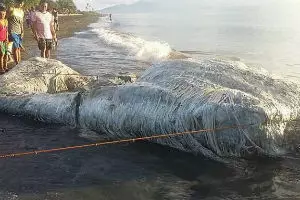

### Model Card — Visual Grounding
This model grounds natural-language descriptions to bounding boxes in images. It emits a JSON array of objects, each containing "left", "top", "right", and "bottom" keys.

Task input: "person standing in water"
[
  {"left": 31, "top": 0, "right": 57, "bottom": 58},
  {"left": 7, "top": 0, "right": 24, "bottom": 65}
]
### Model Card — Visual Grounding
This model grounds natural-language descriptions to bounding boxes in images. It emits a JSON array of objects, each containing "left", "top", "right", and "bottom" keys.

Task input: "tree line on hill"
[{"left": 3, "top": 0, "right": 78, "bottom": 13}]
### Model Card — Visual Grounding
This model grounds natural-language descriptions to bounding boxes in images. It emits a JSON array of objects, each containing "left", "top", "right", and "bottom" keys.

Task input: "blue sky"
[{"left": 73, "top": 0, "right": 140, "bottom": 10}]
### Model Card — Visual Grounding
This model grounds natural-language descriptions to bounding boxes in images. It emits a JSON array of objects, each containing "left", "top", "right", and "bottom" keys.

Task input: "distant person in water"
[
  {"left": 0, "top": 4, "right": 8, "bottom": 73},
  {"left": 31, "top": 0, "right": 57, "bottom": 58},
  {"left": 109, "top": 13, "right": 112, "bottom": 21},
  {"left": 7, "top": 0, "right": 24, "bottom": 65}
]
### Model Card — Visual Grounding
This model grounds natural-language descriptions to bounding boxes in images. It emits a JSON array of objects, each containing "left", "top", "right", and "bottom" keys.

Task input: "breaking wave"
[
  {"left": 88, "top": 16, "right": 188, "bottom": 62},
  {"left": 92, "top": 27, "right": 173, "bottom": 61}
]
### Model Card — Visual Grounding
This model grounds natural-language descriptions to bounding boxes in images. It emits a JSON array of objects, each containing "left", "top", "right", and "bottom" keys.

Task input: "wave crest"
[{"left": 92, "top": 27, "right": 173, "bottom": 61}]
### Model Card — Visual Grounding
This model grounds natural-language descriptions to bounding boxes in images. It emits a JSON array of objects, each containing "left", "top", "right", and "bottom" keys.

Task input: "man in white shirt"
[{"left": 31, "top": 0, "right": 57, "bottom": 58}]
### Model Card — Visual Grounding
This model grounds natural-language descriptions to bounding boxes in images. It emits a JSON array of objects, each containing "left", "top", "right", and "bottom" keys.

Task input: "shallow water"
[
  {"left": 56, "top": 29, "right": 149, "bottom": 81},
  {"left": 102, "top": 0, "right": 300, "bottom": 78},
  {"left": 1, "top": 112, "right": 300, "bottom": 199}
]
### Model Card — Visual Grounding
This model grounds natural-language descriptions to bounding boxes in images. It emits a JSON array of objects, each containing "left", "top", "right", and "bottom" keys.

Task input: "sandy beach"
[{"left": 22, "top": 12, "right": 100, "bottom": 61}]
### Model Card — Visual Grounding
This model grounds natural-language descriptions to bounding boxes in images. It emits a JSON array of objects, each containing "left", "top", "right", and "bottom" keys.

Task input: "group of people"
[
  {"left": 0, "top": 0, "right": 58, "bottom": 74},
  {"left": 25, "top": 7, "right": 59, "bottom": 31}
]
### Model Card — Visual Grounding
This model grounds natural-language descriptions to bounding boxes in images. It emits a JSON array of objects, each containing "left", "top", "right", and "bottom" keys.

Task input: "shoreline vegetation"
[{"left": 21, "top": 12, "right": 100, "bottom": 61}]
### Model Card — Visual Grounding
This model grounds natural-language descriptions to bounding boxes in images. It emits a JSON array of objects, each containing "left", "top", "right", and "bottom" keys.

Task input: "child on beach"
[
  {"left": 6, "top": 41, "right": 13, "bottom": 63},
  {"left": 7, "top": 0, "right": 24, "bottom": 65},
  {"left": 0, "top": 4, "right": 8, "bottom": 74}
]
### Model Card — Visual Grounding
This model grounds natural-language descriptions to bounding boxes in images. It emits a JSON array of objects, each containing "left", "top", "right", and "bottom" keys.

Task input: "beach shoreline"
[{"left": 22, "top": 12, "right": 100, "bottom": 61}]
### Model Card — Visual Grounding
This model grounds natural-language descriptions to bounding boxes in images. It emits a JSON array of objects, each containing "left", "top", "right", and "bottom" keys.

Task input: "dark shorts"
[
  {"left": 38, "top": 39, "right": 53, "bottom": 50},
  {"left": 9, "top": 33, "right": 22, "bottom": 49}
]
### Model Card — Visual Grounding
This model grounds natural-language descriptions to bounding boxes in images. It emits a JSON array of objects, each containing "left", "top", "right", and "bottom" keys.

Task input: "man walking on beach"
[
  {"left": 32, "top": 0, "right": 57, "bottom": 58},
  {"left": 52, "top": 8, "right": 59, "bottom": 31},
  {"left": 25, "top": 9, "right": 31, "bottom": 28},
  {"left": 29, "top": 7, "right": 35, "bottom": 27},
  {"left": 7, "top": 0, "right": 24, "bottom": 65}
]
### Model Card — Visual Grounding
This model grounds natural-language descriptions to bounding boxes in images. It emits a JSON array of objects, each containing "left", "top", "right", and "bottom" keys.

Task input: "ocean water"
[
  {"left": 100, "top": 0, "right": 300, "bottom": 78},
  {"left": 1, "top": 0, "right": 300, "bottom": 199}
]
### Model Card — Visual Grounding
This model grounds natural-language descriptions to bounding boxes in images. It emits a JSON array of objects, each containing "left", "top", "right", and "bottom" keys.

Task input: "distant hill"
[
  {"left": 99, "top": 0, "right": 202, "bottom": 14},
  {"left": 100, "top": 1, "right": 155, "bottom": 13}
]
